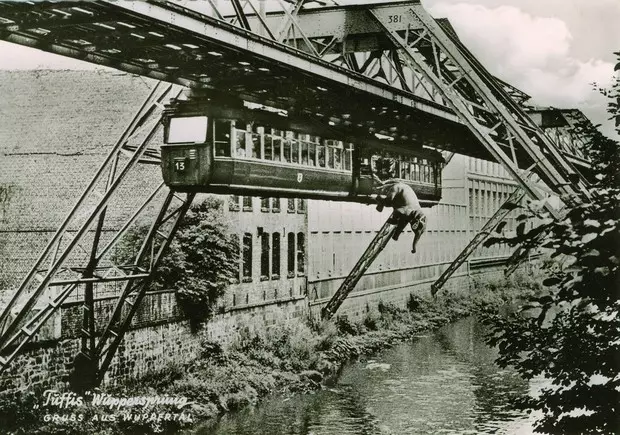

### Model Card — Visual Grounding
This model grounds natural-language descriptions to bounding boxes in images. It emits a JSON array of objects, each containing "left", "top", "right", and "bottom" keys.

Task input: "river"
[{"left": 192, "top": 317, "right": 542, "bottom": 435}]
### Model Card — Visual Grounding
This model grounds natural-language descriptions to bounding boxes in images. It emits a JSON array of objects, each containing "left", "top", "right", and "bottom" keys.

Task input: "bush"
[
  {"left": 112, "top": 196, "right": 238, "bottom": 328},
  {"left": 480, "top": 59, "right": 620, "bottom": 434}
]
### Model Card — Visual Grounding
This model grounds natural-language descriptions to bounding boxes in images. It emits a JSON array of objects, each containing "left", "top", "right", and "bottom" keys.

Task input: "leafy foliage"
[
  {"left": 481, "top": 56, "right": 620, "bottom": 433},
  {"left": 113, "top": 196, "right": 238, "bottom": 328}
]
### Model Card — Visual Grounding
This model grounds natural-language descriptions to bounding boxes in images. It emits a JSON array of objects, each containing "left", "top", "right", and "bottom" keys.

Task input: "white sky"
[{"left": 0, "top": 0, "right": 618, "bottom": 137}]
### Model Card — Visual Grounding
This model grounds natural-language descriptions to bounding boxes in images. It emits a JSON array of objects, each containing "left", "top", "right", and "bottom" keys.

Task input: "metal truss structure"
[
  {"left": 0, "top": 82, "right": 194, "bottom": 388},
  {"left": 430, "top": 187, "right": 526, "bottom": 295},
  {"left": 322, "top": 212, "right": 399, "bottom": 320},
  {"left": 0, "top": 0, "right": 593, "bottom": 382}
]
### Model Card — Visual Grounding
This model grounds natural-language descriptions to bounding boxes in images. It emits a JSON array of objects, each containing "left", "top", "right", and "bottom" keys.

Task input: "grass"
[{"left": 0, "top": 271, "right": 542, "bottom": 434}]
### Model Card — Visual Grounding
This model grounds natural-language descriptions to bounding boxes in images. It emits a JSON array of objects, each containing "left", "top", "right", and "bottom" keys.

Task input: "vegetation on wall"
[
  {"left": 482, "top": 55, "right": 620, "bottom": 434},
  {"left": 113, "top": 196, "right": 238, "bottom": 327}
]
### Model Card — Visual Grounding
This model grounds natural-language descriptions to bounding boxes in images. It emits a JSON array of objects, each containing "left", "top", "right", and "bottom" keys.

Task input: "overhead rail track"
[{"left": 0, "top": 0, "right": 589, "bottom": 167}]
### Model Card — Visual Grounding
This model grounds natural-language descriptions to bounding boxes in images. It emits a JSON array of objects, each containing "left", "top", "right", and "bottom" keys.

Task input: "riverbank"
[{"left": 0, "top": 272, "right": 541, "bottom": 434}]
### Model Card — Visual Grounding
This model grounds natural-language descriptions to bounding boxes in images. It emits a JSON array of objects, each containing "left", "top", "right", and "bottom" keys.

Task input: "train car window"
[
  {"left": 273, "top": 130, "right": 282, "bottom": 161},
  {"left": 327, "top": 146, "right": 334, "bottom": 169},
  {"left": 263, "top": 127, "right": 273, "bottom": 160},
  {"left": 166, "top": 116, "right": 208, "bottom": 144},
  {"left": 249, "top": 123, "right": 259, "bottom": 159},
  {"left": 283, "top": 136, "right": 292, "bottom": 163},
  {"left": 291, "top": 136, "right": 300, "bottom": 164},
  {"left": 301, "top": 141, "right": 309, "bottom": 165},
  {"left": 401, "top": 161, "right": 410, "bottom": 180},
  {"left": 344, "top": 144, "right": 353, "bottom": 171},
  {"left": 233, "top": 122, "right": 246, "bottom": 157},
  {"left": 287, "top": 232, "right": 295, "bottom": 277},
  {"left": 242, "top": 233, "right": 252, "bottom": 281},
  {"left": 296, "top": 232, "right": 305, "bottom": 275},
  {"left": 272, "top": 233, "right": 281, "bottom": 279},
  {"left": 308, "top": 142, "right": 316, "bottom": 166},
  {"left": 213, "top": 119, "right": 231, "bottom": 157},
  {"left": 394, "top": 156, "right": 401, "bottom": 179},
  {"left": 317, "top": 143, "right": 325, "bottom": 168},
  {"left": 260, "top": 233, "right": 270, "bottom": 280},
  {"left": 335, "top": 149, "right": 342, "bottom": 170}
]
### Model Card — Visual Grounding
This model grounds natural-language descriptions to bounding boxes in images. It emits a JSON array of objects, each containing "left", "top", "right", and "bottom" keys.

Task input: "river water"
[{"left": 193, "top": 317, "right": 541, "bottom": 435}]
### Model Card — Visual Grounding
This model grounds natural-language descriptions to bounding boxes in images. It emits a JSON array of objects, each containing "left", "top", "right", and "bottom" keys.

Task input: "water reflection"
[{"left": 193, "top": 317, "right": 535, "bottom": 435}]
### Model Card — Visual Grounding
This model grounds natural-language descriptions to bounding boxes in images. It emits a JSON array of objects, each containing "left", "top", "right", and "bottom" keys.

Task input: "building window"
[
  {"left": 287, "top": 232, "right": 295, "bottom": 278},
  {"left": 271, "top": 197, "right": 280, "bottom": 213},
  {"left": 297, "top": 232, "right": 305, "bottom": 275},
  {"left": 261, "top": 197, "right": 270, "bottom": 212},
  {"left": 229, "top": 195, "right": 240, "bottom": 212},
  {"left": 242, "top": 196, "right": 253, "bottom": 212},
  {"left": 272, "top": 232, "right": 280, "bottom": 279},
  {"left": 260, "top": 232, "right": 270, "bottom": 280},
  {"left": 242, "top": 233, "right": 252, "bottom": 282},
  {"left": 287, "top": 198, "right": 296, "bottom": 213}
]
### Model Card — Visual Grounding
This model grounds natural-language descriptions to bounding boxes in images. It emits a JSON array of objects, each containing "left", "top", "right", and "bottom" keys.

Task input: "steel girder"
[
  {"left": 369, "top": 5, "right": 589, "bottom": 205},
  {"left": 0, "top": 0, "right": 592, "bottom": 167},
  {"left": 430, "top": 187, "right": 527, "bottom": 296},
  {"left": 321, "top": 212, "right": 399, "bottom": 320}
]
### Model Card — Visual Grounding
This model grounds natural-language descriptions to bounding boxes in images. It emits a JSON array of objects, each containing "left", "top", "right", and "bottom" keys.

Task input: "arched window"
[
  {"left": 260, "top": 232, "right": 270, "bottom": 280},
  {"left": 242, "top": 233, "right": 252, "bottom": 281},
  {"left": 287, "top": 232, "right": 295, "bottom": 277},
  {"left": 296, "top": 232, "right": 305, "bottom": 275},
  {"left": 272, "top": 233, "right": 281, "bottom": 279}
]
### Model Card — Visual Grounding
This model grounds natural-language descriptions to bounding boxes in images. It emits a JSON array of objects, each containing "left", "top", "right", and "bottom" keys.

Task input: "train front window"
[
  {"left": 166, "top": 116, "right": 208, "bottom": 144},
  {"left": 213, "top": 119, "right": 231, "bottom": 156}
]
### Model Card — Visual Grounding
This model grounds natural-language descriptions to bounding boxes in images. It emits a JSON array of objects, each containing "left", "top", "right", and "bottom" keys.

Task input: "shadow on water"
[{"left": 191, "top": 317, "right": 534, "bottom": 435}]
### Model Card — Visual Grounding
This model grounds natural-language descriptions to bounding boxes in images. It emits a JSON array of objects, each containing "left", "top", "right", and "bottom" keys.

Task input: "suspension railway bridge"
[{"left": 0, "top": 0, "right": 592, "bottom": 389}]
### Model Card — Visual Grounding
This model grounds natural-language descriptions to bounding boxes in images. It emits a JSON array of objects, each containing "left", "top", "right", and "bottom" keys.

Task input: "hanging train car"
[{"left": 160, "top": 106, "right": 443, "bottom": 206}]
